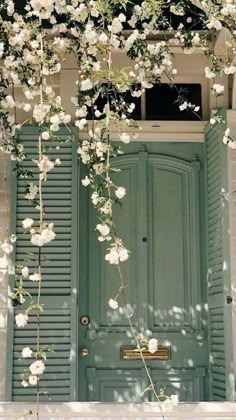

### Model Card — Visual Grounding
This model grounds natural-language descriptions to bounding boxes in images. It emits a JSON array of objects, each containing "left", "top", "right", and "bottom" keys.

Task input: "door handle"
[{"left": 80, "top": 348, "right": 89, "bottom": 358}]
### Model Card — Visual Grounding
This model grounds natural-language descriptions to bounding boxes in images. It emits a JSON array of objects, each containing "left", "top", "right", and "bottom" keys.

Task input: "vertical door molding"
[{"left": 189, "top": 155, "right": 202, "bottom": 333}]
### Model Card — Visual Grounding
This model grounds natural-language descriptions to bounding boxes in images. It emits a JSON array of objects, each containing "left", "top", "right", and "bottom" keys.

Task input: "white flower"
[
  {"left": 228, "top": 141, "right": 236, "bottom": 149},
  {"left": 120, "top": 133, "right": 131, "bottom": 144},
  {"left": 207, "top": 18, "right": 222, "bottom": 31},
  {"left": 0, "top": 42, "right": 4, "bottom": 58},
  {"left": 82, "top": 176, "right": 90, "bottom": 186},
  {"left": 33, "top": 104, "right": 50, "bottom": 123},
  {"left": 96, "top": 224, "right": 110, "bottom": 236},
  {"left": 170, "top": 5, "right": 185, "bottom": 15},
  {"left": 31, "top": 226, "right": 56, "bottom": 247},
  {"left": 212, "top": 84, "right": 224, "bottom": 95},
  {"left": 25, "top": 183, "right": 38, "bottom": 200},
  {"left": 80, "top": 78, "right": 93, "bottom": 91},
  {"left": 21, "top": 266, "right": 29, "bottom": 278},
  {"left": 21, "top": 380, "right": 28, "bottom": 387},
  {"left": 1, "top": 95, "right": 15, "bottom": 109},
  {"left": 28, "top": 375, "right": 38, "bottom": 386},
  {"left": 29, "top": 272, "right": 41, "bottom": 282},
  {"left": 91, "top": 191, "right": 100, "bottom": 205},
  {"left": 38, "top": 155, "right": 54, "bottom": 178},
  {"left": 29, "top": 360, "right": 45, "bottom": 375},
  {"left": 75, "top": 118, "right": 87, "bottom": 130},
  {"left": 95, "top": 110, "right": 102, "bottom": 118},
  {"left": 105, "top": 247, "right": 119, "bottom": 264},
  {"left": 55, "top": 158, "right": 61, "bottom": 165},
  {"left": 179, "top": 102, "right": 188, "bottom": 111},
  {"left": 148, "top": 338, "right": 158, "bottom": 353},
  {"left": 223, "top": 66, "right": 236, "bottom": 75},
  {"left": 42, "top": 131, "right": 50, "bottom": 140},
  {"left": 22, "top": 218, "right": 34, "bottom": 229},
  {"left": 75, "top": 106, "right": 87, "bottom": 118},
  {"left": 205, "top": 67, "right": 216, "bottom": 79},
  {"left": 99, "top": 32, "right": 108, "bottom": 43},
  {"left": 119, "top": 247, "right": 129, "bottom": 261},
  {"left": 108, "top": 298, "right": 119, "bottom": 309},
  {"left": 170, "top": 394, "right": 179, "bottom": 405},
  {"left": 115, "top": 187, "right": 126, "bottom": 199},
  {"left": 23, "top": 104, "right": 31, "bottom": 112},
  {"left": 10, "top": 234, "right": 17, "bottom": 244},
  {"left": 15, "top": 313, "right": 28, "bottom": 328},
  {"left": 22, "top": 347, "right": 33, "bottom": 358},
  {"left": 118, "top": 13, "right": 126, "bottom": 22},
  {"left": 0, "top": 240, "right": 13, "bottom": 255}
]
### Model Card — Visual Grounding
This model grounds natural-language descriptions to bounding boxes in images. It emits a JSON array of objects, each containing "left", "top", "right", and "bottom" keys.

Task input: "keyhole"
[{"left": 142, "top": 237, "right": 147, "bottom": 242}]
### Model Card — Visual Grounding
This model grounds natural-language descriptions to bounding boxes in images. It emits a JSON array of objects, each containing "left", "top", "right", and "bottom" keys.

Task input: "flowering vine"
[{"left": 0, "top": 0, "right": 236, "bottom": 418}]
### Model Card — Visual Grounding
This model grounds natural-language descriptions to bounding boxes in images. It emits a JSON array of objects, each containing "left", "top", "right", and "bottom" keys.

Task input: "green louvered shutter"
[
  {"left": 205, "top": 109, "right": 234, "bottom": 401},
  {"left": 6, "top": 126, "right": 78, "bottom": 402}
]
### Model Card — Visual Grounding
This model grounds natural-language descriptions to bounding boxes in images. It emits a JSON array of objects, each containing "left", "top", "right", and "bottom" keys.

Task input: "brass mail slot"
[{"left": 120, "top": 345, "right": 171, "bottom": 360}]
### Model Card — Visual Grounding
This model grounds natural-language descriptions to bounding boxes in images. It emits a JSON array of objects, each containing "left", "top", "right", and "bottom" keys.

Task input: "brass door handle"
[{"left": 80, "top": 348, "right": 89, "bottom": 358}]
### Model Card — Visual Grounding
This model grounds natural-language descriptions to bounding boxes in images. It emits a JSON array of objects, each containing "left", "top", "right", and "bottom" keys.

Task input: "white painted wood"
[
  {"left": 79, "top": 121, "right": 206, "bottom": 142},
  {"left": 0, "top": 402, "right": 236, "bottom": 420}
]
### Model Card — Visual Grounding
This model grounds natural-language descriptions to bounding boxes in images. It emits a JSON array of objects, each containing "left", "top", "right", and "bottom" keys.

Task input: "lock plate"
[{"left": 80, "top": 315, "right": 90, "bottom": 325}]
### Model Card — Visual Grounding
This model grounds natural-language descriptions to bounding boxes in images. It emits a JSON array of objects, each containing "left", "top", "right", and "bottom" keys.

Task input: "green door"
[{"left": 78, "top": 142, "right": 208, "bottom": 402}]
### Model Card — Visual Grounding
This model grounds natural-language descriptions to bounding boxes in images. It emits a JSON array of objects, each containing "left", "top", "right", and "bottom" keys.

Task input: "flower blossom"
[
  {"left": 31, "top": 224, "right": 56, "bottom": 247},
  {"left": 0, "top": 240, "right": 13, "bottom": 255},
  {"left": 212, "top": 84, "right": 224, "bottom": 95},
  {"left": 29, "top": 272, "right": 41, "bottom": 282},
  {"left": 115, "top": 187, "right": 126, "bottom": 199},
  {"left": 29, "top": 360, "right": 45, "bottom": 375},
  {"left": 28, "top": 375, "right": 38, "bottom": 385},
  {"left": 21, "top": 266, "right": 29, "bottom": 278},
  {"left": 15, "top": 313, "right": 28, "bottom": 328},
  {"left": 22, "top": 218, "right": 34, "bottom": 229},
  {"left": 81, "top": 176, "right": 90, "bottom": 186},
  {"left": 22, "top": 347, "right": 33, "bottom": 358},
  {"left": 96, "top": 224, "right": 110, "bottom": 237},
  {"left": 148, "top": 338, "right": 158, "bottom": 353},
  {"left": 80, "top": 79, "right": 93, "bottom": 91},
  {"left": 120, "top": 133, "right": 131, "bottom": 144},
  {"left": 108, "top": 298, "right": 119, "bottom": 309},
  {"left": 105, "top": 246, "right": 129, "bottom": 265},
  {"left": 38, "top": 155, "right": 54, "bottom": 179},
  {"left": 25, "top": 183, "right": 38, "bottom": 200}
]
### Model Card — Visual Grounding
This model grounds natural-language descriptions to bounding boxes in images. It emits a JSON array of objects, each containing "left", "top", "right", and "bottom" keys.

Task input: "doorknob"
[{"left": 80, "top": 348, "right": 89, "bottom": 357}]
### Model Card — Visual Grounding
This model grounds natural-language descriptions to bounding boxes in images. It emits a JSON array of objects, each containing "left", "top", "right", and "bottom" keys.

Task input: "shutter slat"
[
  {"left": 10, "top": 127, "right": 77, "bottom": 402},
  {"left": 205, "top": 110, "right": 234, "bottom": 401}
]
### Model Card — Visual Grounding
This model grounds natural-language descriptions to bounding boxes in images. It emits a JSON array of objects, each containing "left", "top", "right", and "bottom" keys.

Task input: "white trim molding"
[
  {"left": 79, "top": 121, "right": 207, "bottom": 142},
  {"left": 0, "top": 402, "right": 236, "bottom": 420}
]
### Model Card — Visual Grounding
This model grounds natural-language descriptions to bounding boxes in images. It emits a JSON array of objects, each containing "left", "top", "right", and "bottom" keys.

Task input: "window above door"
[{"left": 87, "top": 83, "right": 202, "bottom": 122}]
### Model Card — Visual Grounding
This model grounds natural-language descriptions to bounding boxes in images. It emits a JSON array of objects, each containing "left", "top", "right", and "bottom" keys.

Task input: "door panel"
[
  {"left": 78, "top": 144, "right": 207, "bottom": 402},
  {"left": 149, "top": 167, "right": 188, "bottom": 328},
  {"left": 88, "top": 158, "right": 139, "bottom": 331}
]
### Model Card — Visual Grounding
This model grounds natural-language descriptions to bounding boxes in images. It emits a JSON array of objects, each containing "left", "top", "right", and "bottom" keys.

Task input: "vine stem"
[
  {"left": 102, "top": 28, "right": 165, "bottom": 420},
  {"left": 36, "top": 18, "right": 44, "bottom": 420}
]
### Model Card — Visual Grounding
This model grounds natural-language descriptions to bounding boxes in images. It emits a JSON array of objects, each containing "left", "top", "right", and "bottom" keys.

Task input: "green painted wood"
[
  {"left": 78, "top": 144, "right": 208, "bottom": 402},
  {"left": 6, "top": 126, "right": 78, "bottom": 402},
  {"left": 205, "top": 109, "right": 235, "bottom": 401}
]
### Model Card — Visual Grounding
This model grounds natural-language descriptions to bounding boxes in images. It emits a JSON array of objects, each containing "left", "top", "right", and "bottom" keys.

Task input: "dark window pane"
[
  {"left": 145, "top": 84, "right": 202, "bottom": 121},
  {"left": 86, "top": 84, "right": 141, "bottom": 121}
]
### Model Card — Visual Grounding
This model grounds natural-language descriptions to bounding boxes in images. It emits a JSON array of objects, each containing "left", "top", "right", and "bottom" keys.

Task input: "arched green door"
[{"left": 78, "top": 144, "right": 208, "bottom": 402}]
